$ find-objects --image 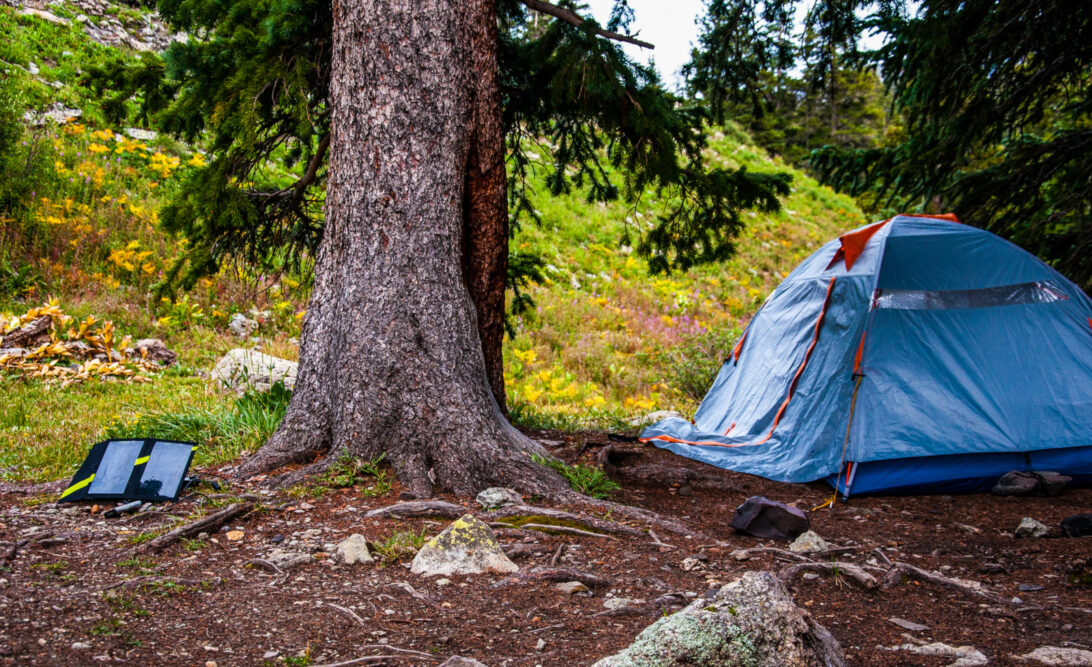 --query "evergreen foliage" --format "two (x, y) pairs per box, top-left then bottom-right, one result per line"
(95, 0), (793, 297)
(684, 1), (890, 168)
(809, 0), (1092, 291)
